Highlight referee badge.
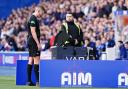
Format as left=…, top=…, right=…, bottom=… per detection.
left=30, top=21, right=35, bottom=24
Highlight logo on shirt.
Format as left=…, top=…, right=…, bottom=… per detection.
left=36, top=52, right=39, bottom=55
left=31, top=21, right=35, bottom=24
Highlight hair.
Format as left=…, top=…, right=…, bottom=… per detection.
left=114, top=0, right=118, bottom=3
left=84, top=37, right=90, bottom=42
left=35, top=6, right=46, bottom=13
left=125, top=41, right=128, bottom=45
left=118, top=40, right=123, bottom=44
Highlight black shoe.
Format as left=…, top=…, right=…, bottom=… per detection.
left=26, top=82, right=35, bottom=86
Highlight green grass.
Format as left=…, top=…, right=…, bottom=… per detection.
left=0, top=76, right=40, bottom=89
left=0, top=76, right=128, bottom=89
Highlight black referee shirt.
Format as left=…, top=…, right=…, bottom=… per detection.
left=27, top=15, right=40, bottom=40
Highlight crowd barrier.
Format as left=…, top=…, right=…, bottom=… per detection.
left=0, top=50, right=109, bottom=66
left=0, top=51, right=51, bottom=66
left=0, top=52, right=28, bottom=66
left=16, top=60, right=128, bottom=88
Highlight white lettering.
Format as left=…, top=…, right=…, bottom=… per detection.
left=78, top=72, right=92, bottom=85
left=61, top=72, right=71, bottom=85
left=65, top=57, right=85, bottom=60
left=4, top=56, right=14, bottom=64
left=61, top=72, right=92, bottom=86
left=118, top=73, right=128, bottom=86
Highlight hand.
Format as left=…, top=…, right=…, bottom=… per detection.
left=69, top=35, right=72, bottom=38
left=75, top=39, right=78, bottom=45
left=37, top=43, right=42, bottom=51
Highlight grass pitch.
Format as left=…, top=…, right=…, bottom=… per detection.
left=0, top=66, right=127, bottom=89
left=0, top=76, right=128, bottom=89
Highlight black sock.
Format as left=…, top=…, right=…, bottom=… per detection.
left=34, top=64, right=39, bottom=82
left=27, top=64, right=32, bottom=82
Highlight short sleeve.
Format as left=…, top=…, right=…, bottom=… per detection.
left=29, top=17, right=36, bottom=27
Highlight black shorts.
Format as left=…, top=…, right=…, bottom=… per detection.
left=27, top=38, right=40, bottom=57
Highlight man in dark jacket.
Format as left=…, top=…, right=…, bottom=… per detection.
left=54, top=13, right=83, bottom=47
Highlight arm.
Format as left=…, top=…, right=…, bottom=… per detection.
left=30, top=27, right=41, bottom=50
left=54, top=26, right=64, bottom=46
left=78, top=28, right=84, bottom=42
left=62, top=25, right=75, bottom=44
left=76, top=28, right=84, bottom=46
left=54, top=25, right=74, bottom=46
left=43, top=39, right=50, bottom=51
left=30, top=27, right=40, bottom=45
left=29, top=17, right=41, bottom=50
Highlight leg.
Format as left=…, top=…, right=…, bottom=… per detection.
left=28, top=40, right=40, bottom=86
left=33, top=56, right=40, bottom=86
left=27, top=57, right=35, bottom=86
left=27, top=57, right=33, bottom=82
left=34, top=56, right=40, bottom=64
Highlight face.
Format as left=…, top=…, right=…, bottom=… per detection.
left=114, top=1, right=117, bottom=6
left=118, top=42, right=122, bottom=47
left=125, top=43, right=128, bottom=49
left=96, top=40, right=101, bottom=46
left=101, top=38, right=106, bottom=44
left=118, top=1, right=123, bottom=6
left=37, top=8, right=44, bottom=18
left=66, top=15, right=74, bottom=22
left=85, top=39, right=89, bottom=45
left=126, top=0, right=128, bottom=7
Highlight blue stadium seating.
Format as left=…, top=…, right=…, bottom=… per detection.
left=0, top=0, right=39, bottom=19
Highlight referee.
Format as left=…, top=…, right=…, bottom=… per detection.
left=27, top=6, right=45, bottom=86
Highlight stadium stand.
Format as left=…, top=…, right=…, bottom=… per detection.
left=0, top=0, right=128, bottom=59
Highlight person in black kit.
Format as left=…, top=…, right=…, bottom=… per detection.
left=54, top=13, right=83, bottom=47
left=27, top=6, right=45, bottom=86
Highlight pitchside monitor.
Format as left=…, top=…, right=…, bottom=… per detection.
left=51, top=47, right=88, bottom=60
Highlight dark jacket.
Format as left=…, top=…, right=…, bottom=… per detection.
left=54, top=21, right=83, bottom=47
